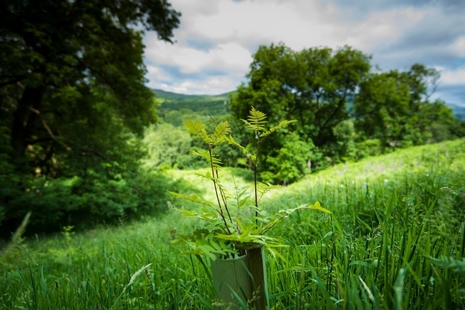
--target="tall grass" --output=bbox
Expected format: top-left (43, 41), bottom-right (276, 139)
top-left (1, 139), bottom-right (464, 309)
top-left (266, 139), bottom-right (465, 309)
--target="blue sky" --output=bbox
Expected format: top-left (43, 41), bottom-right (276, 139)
top-left (143, 0), bottom-right (465, 107)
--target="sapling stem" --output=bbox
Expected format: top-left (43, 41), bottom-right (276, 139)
top-left (253, 162), bottom-right (259, 227)
top-left (215, 168), bottom-right (234, 226)
top-left (208, 146), bottom-right (232, 235)
top-left (253, 130), bottom-right (261, 228)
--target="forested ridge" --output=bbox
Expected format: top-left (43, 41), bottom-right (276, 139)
top-left (1, 0), bottom-right (465, 238)
top-left (156, 89), bottom-right (231, 126)
top-left (155, 88), bottom-right (465, 121)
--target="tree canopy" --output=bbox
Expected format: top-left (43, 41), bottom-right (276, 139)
top-left (354, 64), bottom-right (454, 148)
top-left (230, 43), bottom-right (460, 183)
top-left (0, 0), bottom-right (180, 236)
top-left (231, 44), bottom-right (371, 147)
top-left (1, 0), bottom-right (180, 168)
top-left (229, 44), bottom-right (372, 182)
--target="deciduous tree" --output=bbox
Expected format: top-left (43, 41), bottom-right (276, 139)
top-left (354, 64), bottom-right (455, 148)
top-left (230, 44), bottom-right (371, 180)
top-left (1, 0), bottom-right (180, 172)
top-left (0, 0), bottom-right (180, 235)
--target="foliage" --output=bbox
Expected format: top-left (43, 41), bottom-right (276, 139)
top-left (213, 115), bottom-right (250, 168)
top-left (354, 65), bottom-right (458, 148)
top-left (353, 138), bottom-right (383, 159)
top-left (230, 44), bottom-right (461, 181)
top-left (1, 94), bottom-right (183, 236)
top-left (143, 114), bottom-right (252, 170)
top-left (154, 88), bottom-right (231, 102)
top-left (154, 88), bottom-right (231, 126)
top-left (261, 132), bottom-right (313, 184)
top-left (1, 145), bottom-right (180, 236)
top-left (143, 122), bottom-right (193, 169)
top-left (1, 0), bottom-right (180, 167)
top-left (230, 43), bottom-right (372, 173)
top-left (0, 0), bottom-right (181, 235)
top-left (1, 139), bottom-right (464, 309)
top-left (160, 100), bottom-right (229, 127)
top-left (143, 90), bottom-right (238, 170)
top-left (170, 108), bottom-right (328, 259)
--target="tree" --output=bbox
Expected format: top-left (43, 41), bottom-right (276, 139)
top-left (0, 0), bottom-right (181, 235)
top-left (354, 72), bottom-right (412, 147)
top-left (144, 122), bottom-right (192, 169)
top-left (354, 64), bottom-right (456, 148)
top-left (229, 43), bottom-right (372, 179)
top-left (1, 0), bottom-right (180, 171)
top-left (229, 44), bottom-right (460, 183)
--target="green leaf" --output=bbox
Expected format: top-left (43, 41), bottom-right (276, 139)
top-left (260, 120), bottom-right (296, 138)
top-left (226, 135), bottom-right (247, 153)
top-left (191, 149), bottom-right (222, 167)
top-left (307, 201), bottom-right (331, 214)
top-left (194, 171), bottom-right (216, 182)
top-left (226, 135), bottom-right (256, 163)
top-left (242, 107), bottom-right (267, 132)
top-left (184, 119), bottom-right (211, 144)
top-left (211, 121), bottom-right (231, 144)
top-left (168, 192), bottom-right (215, 207)
top-left (266, 246), bottom-right (288, 262)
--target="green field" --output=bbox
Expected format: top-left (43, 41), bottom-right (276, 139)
top-left (1, 139), bottom-right (464, 309)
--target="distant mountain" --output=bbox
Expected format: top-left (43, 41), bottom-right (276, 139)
top-left (152, 89), bottom-right (233, 102)
top-left (450, 104), bottom-right (465, 120)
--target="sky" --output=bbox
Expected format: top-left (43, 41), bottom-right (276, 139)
top-left (143, 0), bottom-right (465, 107)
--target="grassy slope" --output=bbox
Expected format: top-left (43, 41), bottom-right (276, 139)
top-left (1, 139), bottom-right (464, 309)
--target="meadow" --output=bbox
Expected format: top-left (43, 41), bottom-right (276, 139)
top-left (1, 138), bottom-right (464, 309)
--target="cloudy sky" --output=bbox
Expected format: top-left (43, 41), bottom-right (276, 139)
top-left (143, 0), bottom-right (465, 107)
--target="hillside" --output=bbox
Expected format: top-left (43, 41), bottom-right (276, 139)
top-left (153, 88), bottom-right (232, 102)
top-left (153, 88), bottom-right (465, 121)
top-left (152, 88), bottom-right (234, 126)
top-left (2, 138), bottom-right (464, 309)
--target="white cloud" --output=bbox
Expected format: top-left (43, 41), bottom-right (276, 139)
top-left (149, 75), bottom-right (241, 95)
top-left (146, 65), bottom-right (170, 81)
top-left (354, 8), bottom-right (427, 50)
top-left (452, 36), bottom-right (465, 57)
top-left (145, 38), bottom-right (251, 74)
top-left (440, 67), bottom-right (465, 86)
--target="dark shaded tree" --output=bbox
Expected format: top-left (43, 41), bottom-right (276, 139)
top-left (1, 0), bottom-right (180, 169)
top-left (0, 0), bottom-right (180, 235)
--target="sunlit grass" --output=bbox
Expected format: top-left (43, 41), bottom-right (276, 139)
top-left (1, 139), bottom-right (464, 309)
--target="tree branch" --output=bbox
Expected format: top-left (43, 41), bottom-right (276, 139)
top-left (29, 107), bottom-right (72, 151)
top-left (0, 75), bottom-right (26, 88)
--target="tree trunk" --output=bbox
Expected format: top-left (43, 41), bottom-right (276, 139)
top-left (10, 86), bottom-right (44, 158)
